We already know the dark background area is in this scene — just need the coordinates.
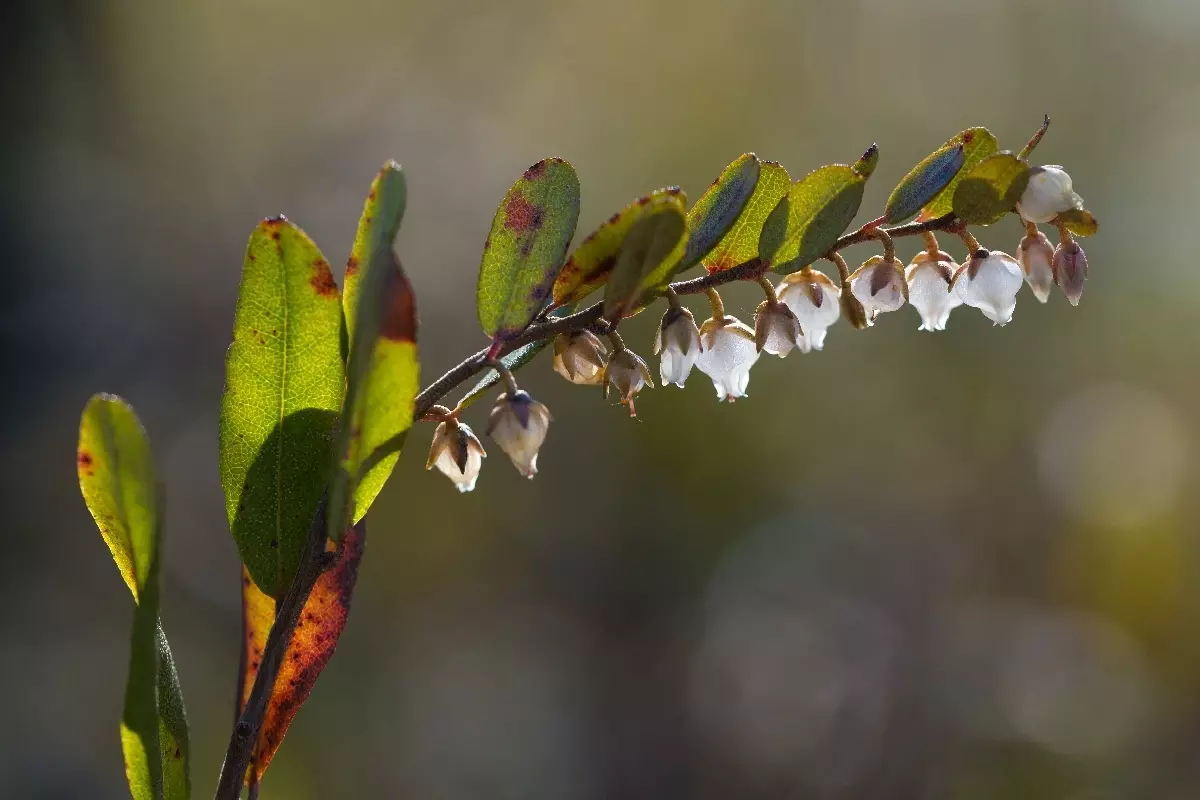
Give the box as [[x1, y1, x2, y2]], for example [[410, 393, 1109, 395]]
[[4, 1, 1200, 797]]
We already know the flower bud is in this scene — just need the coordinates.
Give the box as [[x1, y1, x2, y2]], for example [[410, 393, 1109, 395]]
[[777, 268, 841, 351], [753, 300, 801, 357], [653, 306, 702, 387], [849, 256, 907, 325], [604, 348, 654, 417], [552, 330, 607, 385], [1018, 230, 1056, 303], [486, 390, 552, 478], [952, 249, 1023, 326], [425, 419, 486, 493], [1016, 165, 1083, 224], [839, 278, 870, 330], [1052, 239, 1088, 306], [905, 250, 961, 332], [695, 315, 759, 402]]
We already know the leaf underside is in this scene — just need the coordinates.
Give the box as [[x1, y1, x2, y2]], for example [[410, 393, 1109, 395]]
[[702, 161, 791, 273], [921, 127, 999, 220], [884, 142, 966, 224], [681, 153, 762, 269]]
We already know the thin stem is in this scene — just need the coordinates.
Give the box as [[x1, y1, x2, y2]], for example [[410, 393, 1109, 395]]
[[705, 287, 726, 319], [826, 252, 851, 282], [422, 404, 454, 423], [489, 358, 520, 395], [1018, 114, 1050, 161], [663, 285, 684, 312], [1026, 220, 1040, 238], [606, 330, 626, 352], [957, 229, 982, 253], [922, 231, 940, 257], [756, 275, 779, 304], [1056, 224, 1073, 247], [867, 226, 896, 263]]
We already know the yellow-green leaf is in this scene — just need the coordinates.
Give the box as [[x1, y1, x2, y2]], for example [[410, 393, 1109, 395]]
[[953, 152, 1031, 226], [702, 161, 791, 273], [681, 154, 761, 269], [219, 218, 345, 598], [920, 127, 999, 220], [602, 198, 688, 321], [477, 158, 581, 341], [1053, 208, 1099, 237], [78, 395, 190, 799], [552, 187, 684, 307], [760, 147, 877, 274], [884, 142, 965, 223], [344, 162, 407, 348]]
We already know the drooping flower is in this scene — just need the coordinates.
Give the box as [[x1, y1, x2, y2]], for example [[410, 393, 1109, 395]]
[[905, 250, 961, 332], [753, 299, 801, 357], [1016, 166, 1083, 224], [777, 269, 841, 351], [604, 348, 654, 417], [849, 256, 908, 324], [952, 249, 1023, 326], [653, 306, 702, 387], [552, 330, 607, 385], [486, 390, 552, 478], [695, 315, 759, 402], [1018, 230, 1056, 303], [1053, 239, 1088, 306], [425, 418, 486, 492]]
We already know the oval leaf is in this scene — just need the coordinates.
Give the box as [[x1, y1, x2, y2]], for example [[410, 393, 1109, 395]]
[[1053, 208, 1099, 237], [459, 339, 551, 411], [921, 127, 999, 219], [702, 161, 791, 273], [884, 142, 966, 223], [344, 162, 407, 347], [681, 153, 761, 269], [219, 217, 345, 598], [552, 187, 684, 307], [477, 158, 581, 341], [953, 152, 1031, 226], [602, 198, 688, 321], [78, 395, 190, 799], [760, 150, 875, 273], [238, 521, 365, 787]]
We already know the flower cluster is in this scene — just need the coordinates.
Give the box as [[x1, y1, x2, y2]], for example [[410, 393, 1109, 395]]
[[427, 158, 1093, 492]]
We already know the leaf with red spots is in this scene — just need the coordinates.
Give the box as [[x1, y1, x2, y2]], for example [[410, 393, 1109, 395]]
[[602, 195, 689, 322], [344, 162, 407, 347], [327, 250, 419, 543], [238, 522, 366, 787], [219, 217, 346, 598], [701, 161, 791, 273], [477, 158, 580, 341], [919, 127, 998, 220], [78, 395, 191, 799], [552, 187, 686, 307], [759, 146, 878, 274], [681, 153, 761, 270]]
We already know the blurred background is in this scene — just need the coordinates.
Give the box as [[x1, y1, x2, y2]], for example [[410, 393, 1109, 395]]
[[3, 0, 1199, 797]]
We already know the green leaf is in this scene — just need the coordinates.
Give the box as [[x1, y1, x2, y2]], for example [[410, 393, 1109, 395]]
[[328, 249, 420, 543], [344, 162, 407, 348], [884, 142, 966, 223], [953, 152, 1031, 226], [219, 217, 345, 598], [458, 339, 550, 411], [702, 161, 791, 273], [552, 187, 684, 307], [759, 148, 876, 273], [602, 198, 688, 321], [921, 127, 999, 219], [1053, 208, 1099, 237], [477, 158, 581, 341], [78, 395, 190, 799], [681, 153, 761, 269]]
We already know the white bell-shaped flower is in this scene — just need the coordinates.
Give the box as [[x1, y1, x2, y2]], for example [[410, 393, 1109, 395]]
[[849, 256, 907, 324], [753, 299, 801, 357], [1053, 239, 1088, 306], [695, 316, 759, 402], [905, 250, 961, 332], [653, 306, 702, 387], [1018, 230, 1056, 303], [777, 269, 841, 352], [486, 390, 552, 478], [952, 249, 1023, 326], [425, 419, 486, 492], [552, 331, 607, 385], [1016, 166, 1083, 224], [604, 348, 654, 417]]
